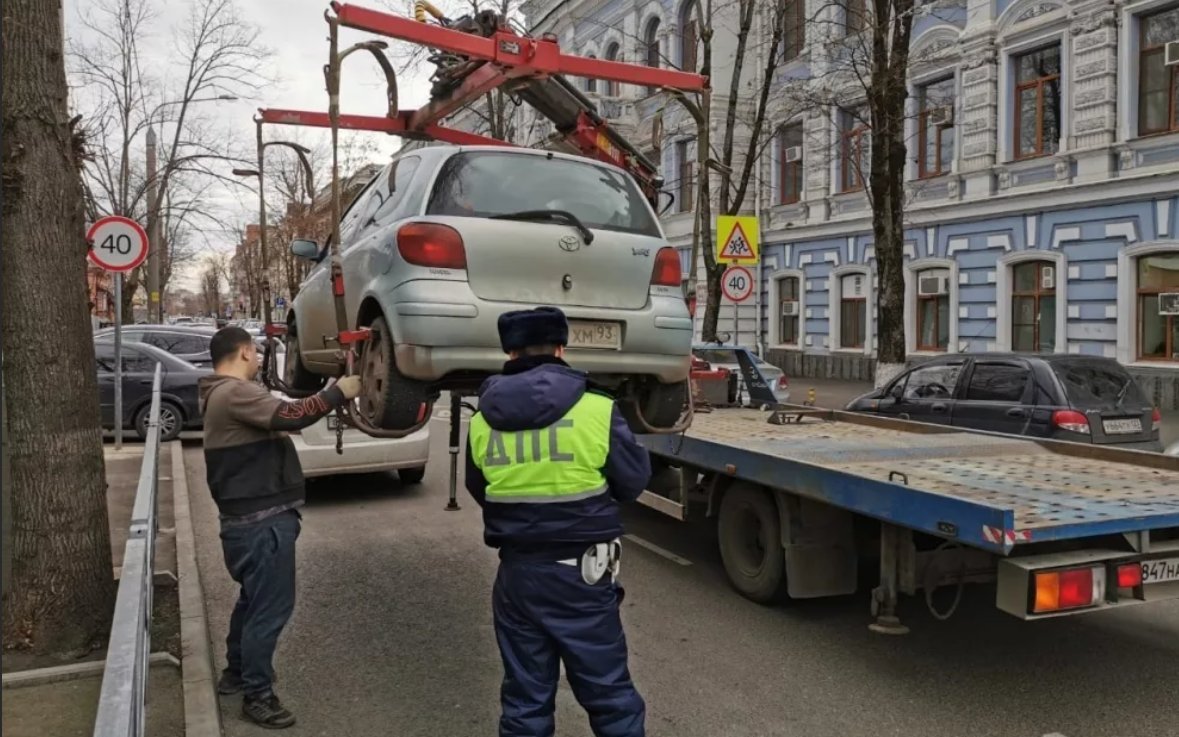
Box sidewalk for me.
[1,443,185,737]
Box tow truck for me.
[639,349,1179,632]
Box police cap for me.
[498,306,569,353]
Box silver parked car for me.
[283,146,693,433]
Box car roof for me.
[95,340,197,368]
[917,352,1125,366]
[424,144,635,177]
[95,324,215,336]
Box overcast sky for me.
[64,0,445,290]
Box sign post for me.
[87,215,149,450]
[722,265,754,346]
[716,216,760,347]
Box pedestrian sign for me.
[716,215,759,264]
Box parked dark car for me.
[95,341,209,441]
[846,354,1163,452]
[95,324,216,368]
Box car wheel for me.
[398,466,426,485]
[283,320,325,392]
[357,316,436,431]
[717,484,788,604]
[135,400,183,442]
[623,379,689,433]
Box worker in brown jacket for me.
[198,326,360,729]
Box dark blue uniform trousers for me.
[493,558,645,737]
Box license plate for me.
[1141,557,1179,585]
[327,415,340,431]
[1102,418,1142,435]
[568,320,622,350]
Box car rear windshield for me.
[426,151,661,237]
[1050,359,1150,410]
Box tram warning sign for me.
[716,215,759,264]
[87,215,149,273]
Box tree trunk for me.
[1,0,116,655]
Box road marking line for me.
[623,534,692,566]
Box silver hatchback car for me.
[284,145,693,433]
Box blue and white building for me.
[498,0,1179,406]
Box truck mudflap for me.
[996,539,1179,619]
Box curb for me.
[1,652,179,689]
[171,441,222,737]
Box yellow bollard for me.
[807,387,816,406]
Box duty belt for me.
[557,538,622,585]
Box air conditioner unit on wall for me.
[1041,265,1055,290]
[1166,41,1179,67]
[929,105,954,125]
[918,275,950,296]
[784,146,802,163]
[1159,292,1179,316]
[781,300,800,316]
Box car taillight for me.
[777,375,789,389]
[1032,566,1103,613]
[397,223,467,269]
[651,247,681,287]
[1152,407,1162,432]
[1051,409,1090,434]
[1116,562,1142,589]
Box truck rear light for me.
[1116,562,1142,588]
[1152,407,1162,432]
[397,223,467,269]
[1032,566,1103,613]
[651,247,681,287]
[1051,409,1090,434]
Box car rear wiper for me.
[488,209,595,244]
[1114,376,1133,409]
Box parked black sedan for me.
[94,324,216,368]
[96,341,209,441]
[846,353,1163,452]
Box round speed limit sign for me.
[87,215,149,272]
[722,265,754,303]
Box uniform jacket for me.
[199,375,346,518]
[464,355,652,558]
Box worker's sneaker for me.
[217,669,243,695]
[242,693,296,729]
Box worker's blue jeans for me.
[493,558,645,737]
[220,509,300,699]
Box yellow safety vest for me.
[468,392,613,504]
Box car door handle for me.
[138,379,154,385]
[1006,407,1028,417]
[931,403,947,413]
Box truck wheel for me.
[623,379,688,432]
[283,320,325,392]
[358,316,436,431]
[718,484,788,604]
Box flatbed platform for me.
[640,408,1179,555]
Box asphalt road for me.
[185,402,1179,737]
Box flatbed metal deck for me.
[640,407,1179,555]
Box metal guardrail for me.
[93,364,162,737]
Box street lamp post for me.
[144,94,237,323]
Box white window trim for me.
[770,118,805,206]
[907,70,960,182]
[1116,240,1179,367]
[1117,0,1179,143]
[904,258,960,355]
[995,251,1068,353]
[997,23,1072,163]
[769,268,806,348]
[828,265,874,355]
[830,105,868,196]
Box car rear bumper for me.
[290,424,430,478]
[1096,438,1165,453]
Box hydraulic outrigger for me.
[252,1,709,487]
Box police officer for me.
[465,306,653,737]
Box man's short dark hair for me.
[210,326,254,366]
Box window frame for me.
[777,122,804,205]
[1010,260,1058,353]
[842,0,867,36]
[676,139,695,213]
[914,267,952,353]
[1136,252,1179,362]
[644,18,662,95]
[1136,5,1179,137]
[839,109,870,193]
[783,0,806,61]
[829,266,873,354]
[679,3,698,72]
[1012,44,1063,161]
[916,76,956,178]
[604,42,622,96]
[776,274,802,346]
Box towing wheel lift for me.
[255,1,709,453]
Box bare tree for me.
[200,255,230,316]
[2,0,116,655]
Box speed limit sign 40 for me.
[722,265,754,303]
[87,215,149,272]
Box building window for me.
[1138,6,1179,136]
[917,77,955,178]
[605,42,622,96]
[839,273,868,348]
[783,0,806,61]
[676,139,695,213]
[839,108,869,192]
[586,56,598,94]
[915,267,951,351]
[843,0,867,36]
[1013,45,1061,160]
[679,3,698,72]
[777,276,800,344]
[1011,260,1057,352]
[777,123,803,204]
[1137,252,1179,361]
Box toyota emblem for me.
[558,235,581,252]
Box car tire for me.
[398,466,426,485]
[717,483,788,604]
[283,320,325,392]
[135,400,183,442]
[358,316,436,431]
[623,379,689,432]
